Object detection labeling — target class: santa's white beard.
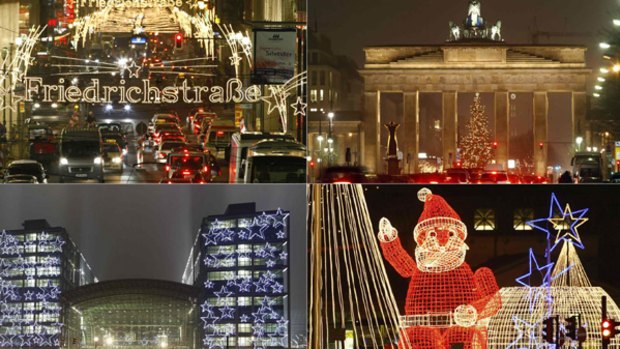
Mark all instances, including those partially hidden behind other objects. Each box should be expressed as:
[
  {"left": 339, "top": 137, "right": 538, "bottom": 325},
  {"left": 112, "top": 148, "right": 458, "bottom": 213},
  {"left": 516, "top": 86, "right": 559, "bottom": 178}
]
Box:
[{"left": 415, "top": 239, "right": 468, "bottom": 273}]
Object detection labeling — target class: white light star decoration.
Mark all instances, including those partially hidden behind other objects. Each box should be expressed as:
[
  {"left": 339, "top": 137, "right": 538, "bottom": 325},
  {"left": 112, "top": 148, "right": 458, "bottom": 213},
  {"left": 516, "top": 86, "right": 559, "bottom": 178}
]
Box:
[
  {"left": 0, "top": 230, "right": 66, "bottom": 347},
  {"left": 261, "top": 72, "right": 308, "bottom": 133},
  {"left": 0, "top": 26, "right": 46, "bottom": 113},
  {"left": 200, "top": 209, "right": 290, "bottom": 348},
  {"left": 217, "top": 22, "right": 253, "bottom": 78},
  {"left": 487, "top": 193, "right": 620, "bottom": 349}
]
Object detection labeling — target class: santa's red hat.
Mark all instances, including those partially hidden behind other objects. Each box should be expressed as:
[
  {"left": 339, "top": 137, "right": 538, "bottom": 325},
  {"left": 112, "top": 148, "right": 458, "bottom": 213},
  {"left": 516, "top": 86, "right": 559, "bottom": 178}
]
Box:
[{"left": 413, "top": 188, "right": 467, "bottom": 244}]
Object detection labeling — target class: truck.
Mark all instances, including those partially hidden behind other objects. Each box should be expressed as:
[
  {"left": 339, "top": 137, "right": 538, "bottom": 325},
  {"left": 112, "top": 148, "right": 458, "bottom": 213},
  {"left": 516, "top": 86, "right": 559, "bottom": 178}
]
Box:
[
  {"left": 244, "top": 139, "right": 307, "bottom": 183},
  {"left": 58, "top": 128, "right": 104, "bottom": 183},
  {"left": 229, "top": 132, "right": 296, "bottom": 183},
  {"left": 571, "top": 151, "right": 611, "bottom": 183}
]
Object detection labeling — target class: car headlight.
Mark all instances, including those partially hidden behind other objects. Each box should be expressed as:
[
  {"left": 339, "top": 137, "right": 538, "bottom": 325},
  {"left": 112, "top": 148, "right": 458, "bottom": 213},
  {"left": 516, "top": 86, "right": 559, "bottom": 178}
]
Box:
[
  {"left": 59, "top": 157, "right": 68, "bottom": 165},
  {"left": 112, "top": 157, "right": 121, "bottom": 164},
  {"left": 94, "top": 157, "right": 103, "bottom": 165}
]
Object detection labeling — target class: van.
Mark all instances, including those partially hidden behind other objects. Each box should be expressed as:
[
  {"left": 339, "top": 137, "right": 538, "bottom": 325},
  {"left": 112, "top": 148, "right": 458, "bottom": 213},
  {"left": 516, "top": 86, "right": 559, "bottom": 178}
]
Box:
[{"left": 201, "top": 118, "right": 238, "bottom": 158}]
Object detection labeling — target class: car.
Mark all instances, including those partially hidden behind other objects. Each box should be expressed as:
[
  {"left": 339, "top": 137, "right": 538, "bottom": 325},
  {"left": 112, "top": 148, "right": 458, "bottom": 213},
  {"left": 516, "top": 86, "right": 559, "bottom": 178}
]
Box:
[
  {"left": 155, "top": 141, "right": 187, "bottom": 163},
  {"left": 165, "top": 151, "right": 211, "bottom": 183},
  {"left": 152, "top": 123, "right": 182, "bottom": 144},
  {"left": 3, "top": 160, "right": 47, "bottom": 183},
  {"left": 321, "top": 166, "right": 367, "bottom": 183},
  {"left": 159, "top": 177, "right": 194, "bottom": 184},
  {"left": 3, "top": 174, "right": 39, "bottom": 184},
  {"left": 408, "top": 172, "right": 446, "bottom": 184},
  {"left": 476, "top": 171, "right": 510, "bottom": 184},
  {"left": 101, "top": 142, "right": 124, "bottom": 173},
  {"left": 444, "top": 168, "right": 470, "bottom": 183},
  {"left": 192, "top": 111, "right": 217, "bottom": 134}
]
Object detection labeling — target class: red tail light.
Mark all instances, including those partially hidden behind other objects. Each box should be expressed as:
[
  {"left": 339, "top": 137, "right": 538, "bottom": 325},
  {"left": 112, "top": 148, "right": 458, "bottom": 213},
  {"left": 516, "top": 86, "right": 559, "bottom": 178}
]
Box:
[
  {"left": 182, "top": 170, "right": 191, "bottom": 175},
  {"left": 333, "top": 179, "right": 352, "bottom": 184},
  {"left": 203, "top": 165, "right": 209, "bottom": 172},
  {"left": 165, "top": 165, "right": 170, "bottom": 171},
  {"left": 216, "top": 131, "right": 224, "bottom": 136}
]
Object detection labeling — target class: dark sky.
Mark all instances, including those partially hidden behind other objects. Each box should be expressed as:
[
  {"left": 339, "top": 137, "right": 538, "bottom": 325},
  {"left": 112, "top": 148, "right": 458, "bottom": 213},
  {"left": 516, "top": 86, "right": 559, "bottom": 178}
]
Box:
[{"left": 313, "top": 0, "right": 617, "bottom": 68}]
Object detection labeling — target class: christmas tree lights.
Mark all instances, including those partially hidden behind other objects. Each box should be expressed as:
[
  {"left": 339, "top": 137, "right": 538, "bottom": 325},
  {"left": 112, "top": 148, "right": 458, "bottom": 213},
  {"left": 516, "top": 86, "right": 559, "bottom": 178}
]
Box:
[{"left": 460, "top": 93, "right": 493, "bottom": 169}]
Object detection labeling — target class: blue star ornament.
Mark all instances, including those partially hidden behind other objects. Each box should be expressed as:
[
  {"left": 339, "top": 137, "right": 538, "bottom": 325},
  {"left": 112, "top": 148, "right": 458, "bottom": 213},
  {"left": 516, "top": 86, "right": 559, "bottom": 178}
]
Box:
[
  {"left": 547, "top": 204, "right": 588, "bottom": 251},
  {"left": 526, "top": 192, "right": 564, "bottom": 240},
  {"left": 515, "top": 249, "right": 554, "bottom": 288},
  {"left": 270, "top": 208, "right": 289, "bottom": 228}
]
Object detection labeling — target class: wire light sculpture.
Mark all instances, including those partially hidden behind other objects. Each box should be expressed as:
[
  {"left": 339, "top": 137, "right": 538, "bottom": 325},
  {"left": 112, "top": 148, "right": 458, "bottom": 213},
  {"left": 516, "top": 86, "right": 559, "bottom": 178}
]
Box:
[
  {"left": 309, "top": 184, "right": 404, "bottom": 349},
  {"left": 487, "top": 193, "right": 620, "bottom": 349},
  {"left": 378, "top": 188, "right": 501, "bottom": 349}
]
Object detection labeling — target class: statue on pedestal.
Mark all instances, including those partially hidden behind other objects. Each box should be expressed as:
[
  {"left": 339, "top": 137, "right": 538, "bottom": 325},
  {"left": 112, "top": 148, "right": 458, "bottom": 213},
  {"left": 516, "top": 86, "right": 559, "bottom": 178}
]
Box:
[{"left": 385, "top": 121, "right": 400, "bottom": 176}]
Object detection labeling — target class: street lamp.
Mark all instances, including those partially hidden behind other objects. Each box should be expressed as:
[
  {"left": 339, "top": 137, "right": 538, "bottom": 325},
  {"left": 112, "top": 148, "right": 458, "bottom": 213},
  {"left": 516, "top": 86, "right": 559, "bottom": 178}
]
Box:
[
  {"left": 327, "top": 112, "right": 335, "bottom": 166},
  {"left": 105, "top": 336, "right": 113, "bottom": 346},
  {"left": 94, "top": 336, "right": 99, "bottom": 349},
  {"left": 576, "top": 136, "right": 583, "bottom": 151}
]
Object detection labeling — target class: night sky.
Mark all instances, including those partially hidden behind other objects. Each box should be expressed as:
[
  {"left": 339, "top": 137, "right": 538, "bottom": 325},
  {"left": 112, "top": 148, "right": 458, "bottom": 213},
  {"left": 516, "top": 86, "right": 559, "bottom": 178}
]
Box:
[{"left": 313, "top": 0, "right": 617, "bottom": 68}]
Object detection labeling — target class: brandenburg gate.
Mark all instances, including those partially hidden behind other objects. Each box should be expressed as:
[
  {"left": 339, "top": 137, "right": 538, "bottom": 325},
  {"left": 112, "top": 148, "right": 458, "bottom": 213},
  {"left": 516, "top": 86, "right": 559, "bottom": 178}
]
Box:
[{"left": 359, "top": 1, "right": 591, "bottom": 175}]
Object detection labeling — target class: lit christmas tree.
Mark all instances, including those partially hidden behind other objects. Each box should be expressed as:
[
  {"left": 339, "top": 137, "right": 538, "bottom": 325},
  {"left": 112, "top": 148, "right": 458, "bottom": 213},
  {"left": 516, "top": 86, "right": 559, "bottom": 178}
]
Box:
[{"left": 460, "top": 93, "right": 493, "bottom": 169}]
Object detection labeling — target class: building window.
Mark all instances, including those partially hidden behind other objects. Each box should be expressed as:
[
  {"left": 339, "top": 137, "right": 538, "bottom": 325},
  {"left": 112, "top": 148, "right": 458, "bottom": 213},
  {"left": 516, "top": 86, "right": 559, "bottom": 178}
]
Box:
[
  {"left": 311, "top": 71, "right": 317, "bottom": 86},
  {"left": 319, "top": 89, "right": 324, "bottom": 101},
  {"left": 319, "top": 71, "right": 326, "bottom": 85},
  {"left": 310, "top": 90, "right": 317, "bottom": 102},
  {"left": 514, "top": 209, "right": 534, "bottom": 231},
  {"left": 474, "top": 209, "right": 495, "bottom": 231}
]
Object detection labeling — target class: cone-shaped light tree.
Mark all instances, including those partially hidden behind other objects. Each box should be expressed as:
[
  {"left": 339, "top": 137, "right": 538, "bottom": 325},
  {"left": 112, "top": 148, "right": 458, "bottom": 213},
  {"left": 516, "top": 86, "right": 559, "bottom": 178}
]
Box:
[{"left": 460, "top": 93, "right": 493, "bottom": 169}]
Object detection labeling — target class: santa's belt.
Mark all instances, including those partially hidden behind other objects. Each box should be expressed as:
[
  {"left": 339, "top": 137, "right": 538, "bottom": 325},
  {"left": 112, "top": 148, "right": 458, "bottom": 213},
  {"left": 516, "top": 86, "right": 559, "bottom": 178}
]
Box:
[{"left": 399, "top": 314, "right": 456, "bottom": 328}]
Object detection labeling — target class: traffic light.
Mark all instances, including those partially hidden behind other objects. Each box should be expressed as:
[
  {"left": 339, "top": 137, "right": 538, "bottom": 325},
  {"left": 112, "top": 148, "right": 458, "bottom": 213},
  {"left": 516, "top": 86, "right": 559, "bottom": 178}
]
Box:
[
  {"left": 565, "top": 315, "right": 578, "bottom": 340},
  {"left": 602, "top": 318, "right": 618, "bottom": 346},
  {"left": 542, "top": 317, "right": 555, "bottom": 344},
  {"left": 539, "top": 141, "right": 544, "bottom": 150},
  {"left": 492, "top": 141, "right": 498, "bottom": 149},
  {"left": 174, "top": 33, "right": 183, "bottom": 49}
]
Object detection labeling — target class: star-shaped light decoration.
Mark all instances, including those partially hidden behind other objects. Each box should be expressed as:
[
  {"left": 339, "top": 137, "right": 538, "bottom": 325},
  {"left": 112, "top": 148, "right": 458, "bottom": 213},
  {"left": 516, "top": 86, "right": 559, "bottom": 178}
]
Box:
[
  {"left": 526, "top": 193, "right": 564, "bottom": 241},
  {"left": 248, "top": 218, "right": 269, "bottom": 240},
  {"left": 228, "top": 54, "right": 242, "bottom": 67},
  {"left": 507, "top": 315, "right": 543, "bottom": 349},
  {"left": 271, "top": 208, "right": 289, "bottom": 228},
  {"left": 547, "top": 203, "right": 589, "bottom": 252},
  {"left": 516, "top": 249, "right": 554, "bottom": 288},
  {"left": 125, "top": 61, "right": 142, "bottom": 78},
  {"left": 213, "top": 286, "right": 233, "bottom": 299},
  {"left": 291, "top": 96, "right": 307, "bottom": 117}
]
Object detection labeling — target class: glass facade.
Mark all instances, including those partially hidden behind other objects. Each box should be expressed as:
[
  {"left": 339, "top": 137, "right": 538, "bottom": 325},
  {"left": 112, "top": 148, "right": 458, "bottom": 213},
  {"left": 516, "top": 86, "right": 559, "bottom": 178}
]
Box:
[
  {"left": 183, "top": 204, "right": 291, "bottom": 349},
  {"left": 0, "top": 220, "right": 96, "bottom": 348}
]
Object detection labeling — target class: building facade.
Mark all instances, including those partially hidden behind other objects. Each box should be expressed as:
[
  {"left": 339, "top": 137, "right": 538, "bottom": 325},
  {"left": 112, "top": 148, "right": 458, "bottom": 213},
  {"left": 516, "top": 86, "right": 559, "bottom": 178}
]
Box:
[
  {"left": 0, "top": 219, "right": 96, "bottom": 348},
  {"left": 357, "top": 1, "right": 590, "bottom": 176},
  {"left": 183, "top": 203, "right": 291, "bottom": 349},
  {"left": 307, "top": 31, "right": 364, "bottom": 174}
]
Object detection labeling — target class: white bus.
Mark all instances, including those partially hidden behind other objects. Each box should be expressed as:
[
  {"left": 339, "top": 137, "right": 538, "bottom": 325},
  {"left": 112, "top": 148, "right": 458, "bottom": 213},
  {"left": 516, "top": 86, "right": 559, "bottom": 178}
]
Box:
[
  {"left": 228, "top": 132, "right": 297, "bottom": 183},
  {"left": 244, "top": 139, "right": 307, "bottom": 183}
]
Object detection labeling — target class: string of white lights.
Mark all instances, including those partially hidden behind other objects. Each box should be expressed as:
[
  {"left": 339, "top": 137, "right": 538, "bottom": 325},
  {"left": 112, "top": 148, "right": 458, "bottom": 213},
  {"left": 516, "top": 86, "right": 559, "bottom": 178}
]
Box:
[{"left": 309, "top": 184, "right": 405, "bottom": 348}]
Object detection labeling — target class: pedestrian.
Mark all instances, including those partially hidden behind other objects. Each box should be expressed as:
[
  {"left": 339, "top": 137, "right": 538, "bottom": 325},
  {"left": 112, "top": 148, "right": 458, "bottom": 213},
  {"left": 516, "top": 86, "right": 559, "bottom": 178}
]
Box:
[{"left": 558, "top": 170, "right": 573, "bottom": 183}]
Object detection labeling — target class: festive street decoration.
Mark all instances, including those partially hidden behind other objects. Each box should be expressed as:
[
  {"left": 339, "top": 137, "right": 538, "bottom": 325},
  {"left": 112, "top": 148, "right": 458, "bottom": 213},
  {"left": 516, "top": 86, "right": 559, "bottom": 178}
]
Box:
[
  {"left": 261, "top": 72, "right": 307, "bottom": 132},
  {"left": 0, "top": 26, "right": 46, "bottom": 112},
  {"left": 487, "top": 193, "right": 620, "bottom": 349},
  {"left": 460, "top": 93, "right": 493, "bottom": 169},
  {"left": 0, "top": 230, "right": 67, "bottom": 347},
  {"left": 309, "top": 185, "right": 408, "bottom": 349},
  {"left": 378, "top": 188, "right": 501, "bottom": 349},
  {"left": 218, "top": 22, "right": 253, "bottom": 77},
  {"left": 199, "top": 209, "right": 290, "bottom": 349}
]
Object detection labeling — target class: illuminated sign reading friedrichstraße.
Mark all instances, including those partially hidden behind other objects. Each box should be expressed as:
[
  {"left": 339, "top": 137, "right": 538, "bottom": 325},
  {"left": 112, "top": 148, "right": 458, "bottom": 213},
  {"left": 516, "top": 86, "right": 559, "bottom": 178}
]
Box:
[
  {"left": 23, "top": 78, "right": 263, "bottom": 105},
  {"left": 78, "top": 0, "right": 185, "bottom": 8}
]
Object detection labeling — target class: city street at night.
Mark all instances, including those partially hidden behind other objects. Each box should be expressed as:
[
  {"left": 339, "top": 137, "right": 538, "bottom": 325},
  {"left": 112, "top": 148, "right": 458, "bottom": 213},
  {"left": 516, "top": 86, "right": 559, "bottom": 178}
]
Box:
[{"left": 0, "top": 0, "right": 307, "bottom": 184}]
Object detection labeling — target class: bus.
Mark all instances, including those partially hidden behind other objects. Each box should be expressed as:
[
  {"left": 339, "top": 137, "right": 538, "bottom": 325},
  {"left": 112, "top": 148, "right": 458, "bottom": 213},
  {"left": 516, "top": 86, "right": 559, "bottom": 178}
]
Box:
[
  {"left": 244, "top": 139, "right": 307, "bottom": 183},
  {"left": 228, "top": 132, "right": 296, "bottom": 183},
  {"left": 571, "top": 151, "right": 611, "bottom": 183}
]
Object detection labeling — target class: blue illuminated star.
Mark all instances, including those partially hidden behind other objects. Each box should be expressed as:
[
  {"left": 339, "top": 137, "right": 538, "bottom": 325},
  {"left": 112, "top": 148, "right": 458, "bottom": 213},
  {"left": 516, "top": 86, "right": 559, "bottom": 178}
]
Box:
[
  {"left": 526, "top": 193, "right": 564, "bottom": 240},
  {"left": 213, "top": 286, "right": 233, "bottom": 299},
  {"left": 270, "top": 208, "right": 289, "bottom": 228},
  {"left": 203, "top": 280, "right": 214, "bottom": 289},
  {"left": 219, "top": 306, "right": 236, "bottom": 319},
  {"left": 202, "top": 232, "right": 218, "bottom": 246},
  {"left": 240, "top": 314, "right": 250, "bottom": 322},
  {"left": 547, "top": 204, "right": 588, "bottom": 252},
  {"left": 507, "top": 315, "right": 542, "bottom": 349},
  {"left": 214, "top": 228, "right": 236, "bottom": 243},
  {"left": 516, "top": 249, "right": 553, "bottom": 288},
  {"left": 248, "top": 218, "right": 269, "bottom": 240}
]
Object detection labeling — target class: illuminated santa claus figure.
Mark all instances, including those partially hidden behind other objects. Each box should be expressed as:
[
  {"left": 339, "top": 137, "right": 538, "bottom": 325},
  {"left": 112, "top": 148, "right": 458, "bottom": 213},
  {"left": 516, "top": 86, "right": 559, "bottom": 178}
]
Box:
[{"left": 378, "top": 188, "right": 501, "bottom": 349}]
